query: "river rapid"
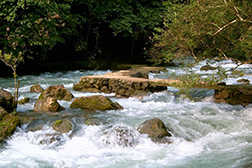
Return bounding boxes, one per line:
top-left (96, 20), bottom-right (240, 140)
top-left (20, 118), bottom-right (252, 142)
top-left (0, 61), bottom-right (252, 168)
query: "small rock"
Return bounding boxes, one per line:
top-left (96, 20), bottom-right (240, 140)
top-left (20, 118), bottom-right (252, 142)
top-left (52, 119), bottom-right (72, 133)
top-left (18, 97), bottom-right (30, 104)
top-left (30, 84), bottom-right (44, 92)
top-left (137, 118), bottom-right (172, 144)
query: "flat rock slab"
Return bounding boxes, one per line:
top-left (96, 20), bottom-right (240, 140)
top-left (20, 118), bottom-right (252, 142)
top-left (73, 66), bottom-right (252, 106)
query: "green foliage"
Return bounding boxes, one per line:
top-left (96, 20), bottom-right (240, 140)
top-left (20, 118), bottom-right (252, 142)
top-left (0, 0), bottom-right (68, 105)
top-left (149, 0), bottom-right (252, 64)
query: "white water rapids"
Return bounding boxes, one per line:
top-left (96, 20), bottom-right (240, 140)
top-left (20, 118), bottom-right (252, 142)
top-left (0, 61), bottom-right (252, 168)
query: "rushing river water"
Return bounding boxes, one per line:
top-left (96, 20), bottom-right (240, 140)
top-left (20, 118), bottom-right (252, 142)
top-left (0, 61), bottom-right (252, 168)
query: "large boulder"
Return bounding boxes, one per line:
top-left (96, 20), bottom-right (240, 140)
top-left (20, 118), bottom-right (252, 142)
top-left (0, 89), bottom-right (15, 112)
top-left (137, 118), bottom-right (172, 144)
top-left (70, 95), bottom-right (123, 111)
top-left (52, 119), bottom-right (72, 133)
top-left (39, 85), bottom-right (74, 101)
top-left (34, 97), bottom-right (65, 112)
top-left (0, 107), bottom-right (20, 141)
top-left (30, 84), bottom-right (44, 92)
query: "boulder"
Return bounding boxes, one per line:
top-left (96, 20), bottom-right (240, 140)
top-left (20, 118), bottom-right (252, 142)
top-left (101, 124), bottom-right (139, 147)
top-left (137, 118), bottom-right (172, 144)
top-left (0, 108), bottom-right (20, 141)
top-left (30, 84), bottom-right (44, 92)
top-left (70, 95), bottom-right (123, 111)
top-left (34, 97), bottom-right (65, 112)
top-left (0, 89), bottom-right (15, 112)
top-left (34, 85), bottom-right (73, 112)
top-left (39, 85), bottom-right (74, 101)
top-left (52, 119), bottom-right (72, 133)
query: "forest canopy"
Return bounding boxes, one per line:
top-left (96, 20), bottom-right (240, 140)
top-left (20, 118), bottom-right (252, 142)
top-left (149, 0), bottom-right (252, 65)
top-left (0, 0), bottom-right (252, 76)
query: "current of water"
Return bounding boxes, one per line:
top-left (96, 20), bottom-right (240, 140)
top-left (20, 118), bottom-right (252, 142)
top-left (0, 61), bottom-right (252, 168)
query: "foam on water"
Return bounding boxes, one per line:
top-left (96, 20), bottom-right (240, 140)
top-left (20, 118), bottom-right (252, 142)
top-left (1, 68), bottom-right (252, 167)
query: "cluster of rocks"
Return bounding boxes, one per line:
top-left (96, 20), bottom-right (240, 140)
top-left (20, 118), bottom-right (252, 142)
top-left (73, 67), bottom-right (168, 98)
top-left (92, 118), bottom-right (172, 147)
top-left (0, 89), bottom-right (20, 141)
top-left (1, 66), bottom-right (252, 144)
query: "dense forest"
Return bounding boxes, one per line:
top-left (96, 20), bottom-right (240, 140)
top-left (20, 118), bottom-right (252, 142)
top-left (0, 0), bottom-right (251, 76)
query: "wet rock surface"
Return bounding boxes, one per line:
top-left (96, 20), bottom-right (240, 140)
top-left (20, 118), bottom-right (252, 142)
top-left (34, 97), bottom-right (65, 112)
top-left (0, 107), bottom-right (20, 141)
top-left (38, 85), bottom-right (74, 101)
top-left (137, 118), bottom-right (172, 144)
top-left (52, 119), bottom-right (72, 133)
top-left (214, 86), bottom-right (252, 106)
top-left (70, 95), bottom-right (123, 111)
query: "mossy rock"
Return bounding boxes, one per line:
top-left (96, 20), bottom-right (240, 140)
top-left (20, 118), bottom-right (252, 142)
top-left (0, 113), bottom-right (20, 141)
top-left (52, 119), bottom-right (72, 133)
top-left (0, 107), bottom-right (8, 121)
top-left (70, 95), bottom-right (123, 111)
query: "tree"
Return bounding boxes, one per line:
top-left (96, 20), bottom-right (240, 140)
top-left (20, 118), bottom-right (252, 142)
top-left (0, 0), bottom-right (66, 107)
top-left (66, 0), bottom-right (164, 61)
top-left (149, 0), bottom-right (252, 65)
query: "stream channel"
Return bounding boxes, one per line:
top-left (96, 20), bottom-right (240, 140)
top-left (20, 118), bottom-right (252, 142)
top-left (0, 60), bottom-right (252, 168)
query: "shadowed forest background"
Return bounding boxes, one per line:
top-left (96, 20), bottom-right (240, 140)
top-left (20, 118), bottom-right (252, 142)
top-left (1, 0), bottom-right (251, 76)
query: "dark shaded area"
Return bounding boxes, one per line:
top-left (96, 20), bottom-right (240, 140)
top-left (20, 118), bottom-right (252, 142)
top-left (0, 27), bottom-right (150, 77)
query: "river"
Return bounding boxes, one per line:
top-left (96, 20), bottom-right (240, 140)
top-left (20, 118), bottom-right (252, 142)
top-left (0, 60), bottom-right (252, 168)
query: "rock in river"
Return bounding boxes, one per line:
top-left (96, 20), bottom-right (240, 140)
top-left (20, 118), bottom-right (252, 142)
top-left (30, 84), bottom-right (44, 93)
top-left (70, 95), bottom-right (123, 111)
top-left (137, 118), bottom-right (172, 144)
top-left (0, 107), bottom-right (20, 141)
top-left (52, 119), bottom-right (72, 133)
top-left (0, 89), bottom-right (15, 112)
